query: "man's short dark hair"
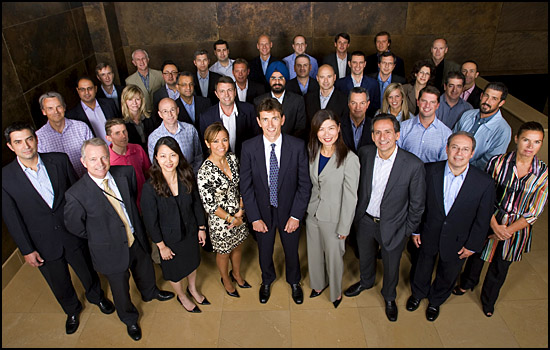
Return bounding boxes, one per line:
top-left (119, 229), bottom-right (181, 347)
top-left (215, 75), bottom-right (236, 90)
top-left (374, 31), bottom-right (392, 45)
top-left (233, 58), bottom-right (249, 70)
top-left (350, 50), bottom-right (366, 60)
top-left (105, 118), bottom-right (126, 136)
top-left (256, 97), bottom-right (284, 118)
top-left (193, 49), bottom-right (209, 60)
top-left (447, 131), bottom-right (477, 151)
top-left (295, 54), bottom-right (310, 63)
top-left (445, 71), bottom-right (466, 85)
top-left (461, 60), bottom-right (479, 70)
top-left (177, 71), bottom-right (195, 84)
top-left (293, 34), bottom-right (306, 44)
top-left (95, 62), bottom-right (112, 75)
top-left (378, 51), bottom-right (396, 64)
top-left (419, 85), bottom-right (441, 103)
top-left (4, 121), bottom-right (36, 144)
top-left (77, 76), bottom-right (95, 87)
top-left (348, 86), bottom-right (370, 103)
top-left (484, 82), bottom-right (508, 101)
top-left (517, 121), bottom-right (545, 139)
top-left (335, 33), bottom-right (350, 43)
top-left (213, 39), bottom-right (229, 51)
top-left (371, 113), bottom-right (400, 133)
top-left (161, 60), bottom-right (179, 72)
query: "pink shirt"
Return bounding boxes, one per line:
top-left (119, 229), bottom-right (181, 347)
top-left (109, 143), bottom-right (151, 212)
top-left (460, 85), bottom-right (475, 101)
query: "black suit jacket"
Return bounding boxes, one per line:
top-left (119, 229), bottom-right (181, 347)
top-left (249, 55), bottom-right (279, 90)
top-left (140, 179), bottom-right (206, 245)
top-left (241, 80), bottom-right (266, 104)
top-left (95, 84), bottom-right (124, 111)
top-left (2, 153), bottom-right (82, 260)
top-left (65, 98), bottom-right (120, 137)
top-left (195, 71), bottom-right (222, 105)
top-left (365, 53), bottom-right (406, 78)
top-left (199, 101), bottom-right (260, 157)
top-left (466, 85), bottom-right (483, 109)
top-left (418, 161), bottom-right (495, 262)
top-left (286, 77), bottom-right (320, 97)
top-left (334, 75), bottom-right (380, 116)
top-left (367, 72), bottom-right (407, 85)
top-left (354, 146), bottom-right (426, 251)
top-left (304, 88), bottom-right (349, 138)
top-left (64, 166), bottom-right (150, 275)
top-left (175, 96), bottom-right (212, 131)
top-left (254, 91), bottom-right (307, 140)
top-left (322, 52), bottom-right (351, 78)
top-left (340, 112), bottom-right (374, 154)
top-left (240, 133), bottom-right (312, 229)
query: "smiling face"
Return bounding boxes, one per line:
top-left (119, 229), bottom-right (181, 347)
top-left (76, 79), bottom-right (97, 104)
top-left (375, 34), bottom-right (390, 54)
top-left (446, 134), bottom-right (475, 170)
top-left (417, 92), bottom-right (440, 119)
top-left (106, 124), bottom-right (128, 149)
top-left (215, 82), bottom-right (236, 108)
top-left (158, 98), bottom-right (179, 127)
top-left (269, 71), bottom-right (286, 94)
top-left (96, 66), bottom-right (114, 87)
top-left (480, 88), bottom-right (505, 116)
top-left (317, 65), bottom-right (336, 92)
top-left (372, 118), bottom-right (399, 156)
top-left (82, 144), bottom-right (110, 179)
top-left (257, 109), bottom-right (285, 143)
top-left (444, 77), bottom-right (464, 102)
top-left (41, 97), bottom-right (66, 124)
top-left (415, 65), bottom-right (431, 85)
top-left (176, 75), bottom-right (195, 98)
top-left (257, 35), bottom-right (272, 57)
top-left (214, 43), bottom-right (229, 62)
top-left (132, 50), bottom-right (149, 72)
top-left (335, 36), bottom-right (350, 55)
top-left (7, 129), bottom-right (38, 162)
top-left (155, 144), bottom-right (179, 173)
top-left (206, 129), bottom-right (229, 158)
top-left (349, 54), bottom-right (366, 76)
top-left (162, 64), bottom-right (179, 85)
top-left (233, 62), bottom-right (249, 85)
top-left (292, 36), bottom-right (307, 55)
top-left (317, 119), bottom-right (340, 148)
top-left (387, 88), bottom-right (403, 111)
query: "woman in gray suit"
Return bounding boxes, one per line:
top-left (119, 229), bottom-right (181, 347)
top-left (306, 109), bottom-right (360, 308)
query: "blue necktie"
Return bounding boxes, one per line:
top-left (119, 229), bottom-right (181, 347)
top-left (269, 143), bottom-right (278, 207)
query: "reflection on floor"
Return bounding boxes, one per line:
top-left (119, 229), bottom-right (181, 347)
top-left (2, 210), bottom-right (547, 348)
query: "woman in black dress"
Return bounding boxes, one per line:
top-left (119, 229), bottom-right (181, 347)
top-left (141, 136), bottom-right (208, 313)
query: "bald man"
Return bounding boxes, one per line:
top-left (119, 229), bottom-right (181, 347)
top-left (249, 34), bottom-right (279, 90)
top-left (430, 38), bottom-right (460, 93)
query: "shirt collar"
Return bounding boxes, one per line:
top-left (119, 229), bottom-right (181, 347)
top-left (271, 90), bottom-right (285, 103)
top-left (263, 133), bottom-right (282, 148)
top-left (88, 170), bottom-right (114, 187)
top-left (219, 103), bottom-right (238, 118)
top-left (81, 100), bottom-right (99, 111)
top-left (445, 161), bottom-right (469, 179)
top-left (17, 154), bottom-right (44, 172)
top-left (376, 144), bottom-right (398, 162)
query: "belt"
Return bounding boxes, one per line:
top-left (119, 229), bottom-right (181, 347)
top-left (365, 212), bottom-right (380, 224)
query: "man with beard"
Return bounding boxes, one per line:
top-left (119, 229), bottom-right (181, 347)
top-left (453, 82), bottom-right (511, 170)
top-left (254, 61), bottom-right (306, 140)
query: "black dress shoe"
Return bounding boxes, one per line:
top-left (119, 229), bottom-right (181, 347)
top-left (426, 304), bottom-right (440, 321)
top-left (127, 323), bottom-right (142, 341)
top-left (221, 277), bottom-right (240, 297)
top-left (177, 295), bottom-right (201, 313)
top-left (344, 281), bottom-right (371, 297)
top-left (186, 287), bottom-right (210, 305)
top-left (230, 270), bottom-right (252, 288)
top-left (65, 313), bottom-right (80, 334)
top-left (259, 283), bottom-right (271, 303)
top-left (385, 300), bottom-right (398, 322)
top-left (333, 297), bottom-right (342, 309)
top-left (155, 290), bottom-right (175, 301)
top-left (451, 285), bottom-right (473, 296)
top-left (310, 285), bottom-right (328, 298)
top-left (97, 297), bottom-right (115, 314)
top-left (291, 283), bottom-right (303, 304)
top-left (406, 295), bottom-right (421, 312)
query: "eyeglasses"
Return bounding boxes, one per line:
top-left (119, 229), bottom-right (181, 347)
top-left (160, 108), bottom-right (178, 116)
top-left (162, 71), bottom-right (179, 76)
top-left (270, 76), bottom-right (285, 81)
top-left (77, 87), bottom-right (95, 92)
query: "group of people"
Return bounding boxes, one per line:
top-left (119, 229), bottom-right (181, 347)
top-left (2, 32), bottom-right (548, 342)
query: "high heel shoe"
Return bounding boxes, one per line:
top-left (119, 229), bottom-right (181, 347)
top-left (186, 286), bottom-right (210, 305)
top-left (451, 285), bottom-right (473, 296)
top-left (482, 305), bottom-right (494, 317)
top-left (221, 277), bottom-right (240, 297)
top-left (176, 295), bottom-right (201, 313)
top-left (333, 297), bottom-right (342, 309)
top-left (230, 270), bottom-right (251, 288)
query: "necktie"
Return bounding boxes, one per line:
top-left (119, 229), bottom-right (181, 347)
top-left (269, 143), bottom-right (278, 207)
top-left (103, 179), bottom-right (134, 247)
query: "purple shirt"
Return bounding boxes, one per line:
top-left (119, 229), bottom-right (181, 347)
top-left (36, 118), bottom-right (94, 177)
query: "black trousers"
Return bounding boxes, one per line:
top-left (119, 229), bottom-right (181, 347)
top-left (459, 240), bottom-right (512, 311)
top-left (355, 214), bottom-right (407, 301)
top-left (256, 206), bottom-right (301, 285)
top-left (38, 244), bottom-right (103, 316)
top-left (411, 249), bottom-right (467, 307)
top-left (103, 241), bottom-right (158, 326)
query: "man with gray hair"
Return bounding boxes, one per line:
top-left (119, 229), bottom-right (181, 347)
top-left (36, 91), bottom-right (94, 177)
top-left (125, 49), bottom-right (163, 115)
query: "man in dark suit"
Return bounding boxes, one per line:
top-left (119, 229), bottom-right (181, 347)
top-left (406, 131), bottom-right (495, 321)
top-left (233, 58), bottom-right (266, 104)
top-left (253, 61), bottom-right (307, 140)
top-left (193, 49), bottom-right (222, 105)
top-left (175, 72), bottom-right (211, 133)
top-left (365, 31), bottom-right (406, 78)
top-left (95, 62), bottom-right (124, 112)
top-left (460, 60), bottom-right (483, 109)
top-left (340, 87), bottom-right (374, 154)
top-left (240, 98), bottom-right (312, 305)
top-left (65, 76), bottom-right (120, 141)
top-left (367, 52), bottom-right (407, 108)
top-left (64, 138), bottom-right (174, 341)
top-left (2, 122), bottom-right (115, 335)
top-left (305, 64), bottom-right (349, 138)
top-left (199, 76), bottom-right (259, 158)
top-left (334, 51), bottom-right (380, 117)
top-left (152, 60), bottom-right (181, 125)
top-left (344, 114), bottom-right (425, 322)
top-left (286, 54), bottom-right (320, 97)
top-left (322, 33), bottom-right (351, 79)
top-left (249, 34), bottom-right (279, 91)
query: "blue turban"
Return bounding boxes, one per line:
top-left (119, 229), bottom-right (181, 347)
top-left (265, 61), bottom-right (289, 83)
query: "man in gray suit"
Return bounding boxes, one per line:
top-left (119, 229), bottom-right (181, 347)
top-left (344, 113), bottom-right (426, 322)
top-left (125, 49), bottom-right (163, 116)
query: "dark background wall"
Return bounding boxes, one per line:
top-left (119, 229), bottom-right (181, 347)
top-left (2, 2), bottom-right (548, 263)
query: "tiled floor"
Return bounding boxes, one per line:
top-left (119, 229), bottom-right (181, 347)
top-left (2, 209), bottom-right (547, 348)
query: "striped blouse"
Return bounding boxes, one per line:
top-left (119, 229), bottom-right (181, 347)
top-left (481, 151), bottom-right (548, 262)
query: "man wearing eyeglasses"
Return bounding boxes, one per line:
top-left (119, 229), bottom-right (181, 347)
top-left (367, 52), bottom-right (406, 107)
top-left (66, 76), bottom-right (120, 142)
top-left (147, 98), bottom-right (203, 173)
top-left (152, 60), bottom-right (181, 126)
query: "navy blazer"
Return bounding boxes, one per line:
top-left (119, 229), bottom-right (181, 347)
top-left (418, 161), bottom-right (495, 261)
top-left (95, 84), bottom-right (124, 112)
top-left (354, 145), bottom-right (426, 251)
top-left (334, 75), bottom-right (380, 116)
top-left (286, 77), bottom-right (320, 97)
top-left (304, 88), bottom-right (349, 139)
top-left (466, 85), bottom-right (483, 109)
top-left (365, 53), bottom-right (406, 78)
top-left (64, 165), bottom-right (150, 275)
top-left (175, 95), bottom-right (212, 132)
top-left (322, 52), bottom-right (351, 78)
top-left (249, 55), bottom-right (279, 90)
top-left (2, 153), bottom-right (82, 260)
top-left (240, 133), bottom-right (312, 230)
top-left (242, 80), bottom-right (266, 104)
top-left (254, 91), bottom-right (307, 140)
top-left (195, 71), bottom-right (222, 105)
top-left (199, 100), bottom-right (260, 157)
top-left (340, 111), bottom-right (374, 154)
top-left (65, 97), bottom-right (121, 137)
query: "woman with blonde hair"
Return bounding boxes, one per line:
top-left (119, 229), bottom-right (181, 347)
top-left (375, 83), bottom-right (413, 123)
top-left (121, 84), bottom-right (156, 152)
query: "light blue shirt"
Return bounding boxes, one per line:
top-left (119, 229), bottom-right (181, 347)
top-left (81, 101), bottom-right (108, 142)
top-left (283, 53), bottom-right (318, 80)
top-left (453, 109), bottom-right (511, 170)
top-left (165, 84), bottom-right (180, 101)
top-left (181, 97), bottom-right (195, 123)
top-left (397, 116), bottom-right (452, 163)
top-left (349, 116), bottom-right (365, 150)
top-left (261, 56), bottom-right (270, 75)
top-left (443, 162), bottom-right (469, 215)
top-left (209, 59), bottom-right (236, 81)
top-left (101, 85), bottom-right (119, 109)
top-left (298, 78), bottom-right (309, 95)
top-left (377, 73), bottom-right (392, 106)
top-left (319, 88), bottom-right (334, 110)
top-left (197, 72), bottom-right (209, 98)
top-left (18, 155), bottom-right (54, 208)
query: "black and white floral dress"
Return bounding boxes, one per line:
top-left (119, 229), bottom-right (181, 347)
top-left (197, 152), bottom-right (249, 254)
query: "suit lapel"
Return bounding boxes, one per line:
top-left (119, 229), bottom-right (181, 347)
top-left (310, 150), bottom-right (320, 184)
top-left (253, 136), bottom-right (269, 192)
top-left (432, 163), bottom-right (446, 217)
top-left (84, 174), bottom-right (122, 221)
top-left (446, 167), bottom-right (474, 218)
top-left (381, 148), bottom-right (403, 203)
top-left (278, 135), bottom-right (291, 191)
top-left (8, 160), bottom-right (52, 208)
top-left (111, 173), bottom-right (133, 223)
top-left (41, 156), bottom-right (62, 210)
